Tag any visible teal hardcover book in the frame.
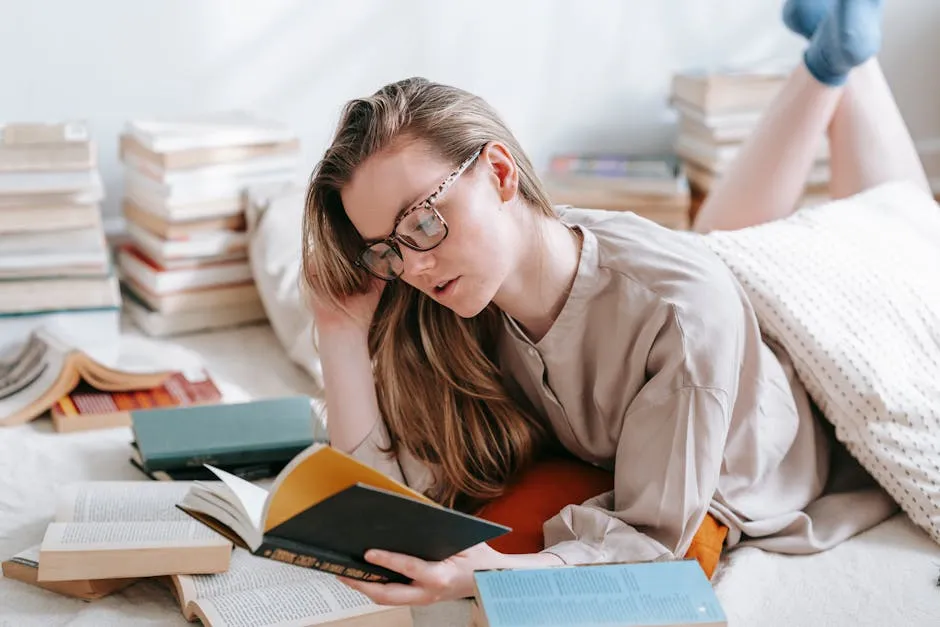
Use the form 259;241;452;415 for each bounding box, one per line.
471;559;726;627
131;395;323;472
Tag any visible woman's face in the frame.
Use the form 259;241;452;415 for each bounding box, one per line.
341;140;520;318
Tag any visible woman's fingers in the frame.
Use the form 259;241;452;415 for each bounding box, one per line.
341;578;431;606
364;549;427;581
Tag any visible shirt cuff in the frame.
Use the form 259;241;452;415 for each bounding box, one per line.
539;540;607;566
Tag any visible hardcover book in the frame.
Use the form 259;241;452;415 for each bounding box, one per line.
178;444;510;584
37;482;232;582
130;395;321;473
2;544;137;600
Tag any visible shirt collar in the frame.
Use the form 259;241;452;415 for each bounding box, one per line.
502;222;600;351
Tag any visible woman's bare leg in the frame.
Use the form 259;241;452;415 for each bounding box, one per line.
827;59;930;199
692;65;841;233
692;0;930;233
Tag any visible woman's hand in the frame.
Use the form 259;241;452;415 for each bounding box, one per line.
340;544;565;606
308;275;386;336
340;543;504;605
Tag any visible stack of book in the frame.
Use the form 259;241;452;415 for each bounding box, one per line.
127;395;320;481
671;71;830;213
542;154;692;229
117;112;302;336
0;121;119;343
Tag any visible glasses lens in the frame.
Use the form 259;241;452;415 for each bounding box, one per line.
360;242;402;279
397;205;446;250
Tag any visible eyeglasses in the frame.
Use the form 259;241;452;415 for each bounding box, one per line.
355;147;483;281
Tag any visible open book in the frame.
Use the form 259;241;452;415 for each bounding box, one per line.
165;547;412;627
178;444;510;583
0;329;201;427
37;481;232;582
2;544;137;601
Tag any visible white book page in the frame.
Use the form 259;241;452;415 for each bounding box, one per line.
9;544;41;567
181;485;256;548
205;466;268;535
0;335;66;422
41;521;227;550
55;482;194;523
159;154;299;185
177;548;326;605
0;226;105;254
127;112;296;152
0;334;51;397
193;575;397;627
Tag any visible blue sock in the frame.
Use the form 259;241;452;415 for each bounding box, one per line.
782;0;835;39
804;0;884;86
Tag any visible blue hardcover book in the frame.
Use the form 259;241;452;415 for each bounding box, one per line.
471;559;726;627
130;395;324;472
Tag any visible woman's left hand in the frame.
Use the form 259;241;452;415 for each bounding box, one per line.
339;542;508;605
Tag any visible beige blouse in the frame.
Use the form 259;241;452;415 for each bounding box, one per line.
349;207;898;565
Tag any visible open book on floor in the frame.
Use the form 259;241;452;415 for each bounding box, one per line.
0;329;202;427
470;559;727;627
163;547;412;627
2;544;138;601
37;481;232;582
177;444;511;583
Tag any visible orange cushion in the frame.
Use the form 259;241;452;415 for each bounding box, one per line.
475;457;727;579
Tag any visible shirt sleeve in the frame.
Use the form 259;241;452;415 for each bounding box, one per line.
542;302;738;565
542;385;730;565
347;419;435;495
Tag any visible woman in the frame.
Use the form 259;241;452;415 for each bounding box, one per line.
303;0;925;604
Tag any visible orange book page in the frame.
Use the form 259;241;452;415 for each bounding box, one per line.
263;446;433;533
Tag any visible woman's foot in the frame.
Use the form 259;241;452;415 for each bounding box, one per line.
804;0;884;86
782;0;834;39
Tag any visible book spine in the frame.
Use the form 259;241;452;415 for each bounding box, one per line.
142;443;311;472
257;535;409;584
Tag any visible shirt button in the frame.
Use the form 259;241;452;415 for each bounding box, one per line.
528;347;538;357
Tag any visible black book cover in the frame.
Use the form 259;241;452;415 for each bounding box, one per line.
262;483;510;583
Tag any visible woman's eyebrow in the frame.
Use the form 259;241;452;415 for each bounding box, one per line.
361;192;426;243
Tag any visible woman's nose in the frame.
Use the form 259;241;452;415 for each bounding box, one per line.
400;246;437;279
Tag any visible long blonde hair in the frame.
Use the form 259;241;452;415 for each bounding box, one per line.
303;77;558;509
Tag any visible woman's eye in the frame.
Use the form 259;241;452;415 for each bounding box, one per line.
417;215;437;233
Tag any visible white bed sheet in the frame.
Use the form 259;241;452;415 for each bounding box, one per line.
1;322;938;627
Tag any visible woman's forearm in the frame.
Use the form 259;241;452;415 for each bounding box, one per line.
317;327;382;453
499;551;565;569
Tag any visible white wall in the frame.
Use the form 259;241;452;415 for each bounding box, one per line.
1;0;938;225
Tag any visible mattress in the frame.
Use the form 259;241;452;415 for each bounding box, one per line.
1;322;938;626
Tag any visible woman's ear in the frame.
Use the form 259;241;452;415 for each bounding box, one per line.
482;142;519;204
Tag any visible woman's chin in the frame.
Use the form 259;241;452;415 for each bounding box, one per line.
449;291;494;319
430;277;496;318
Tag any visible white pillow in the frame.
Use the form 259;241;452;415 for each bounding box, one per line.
701;181;940;545
245;183;324;397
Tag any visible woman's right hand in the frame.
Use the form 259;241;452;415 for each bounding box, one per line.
307;276;386;336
